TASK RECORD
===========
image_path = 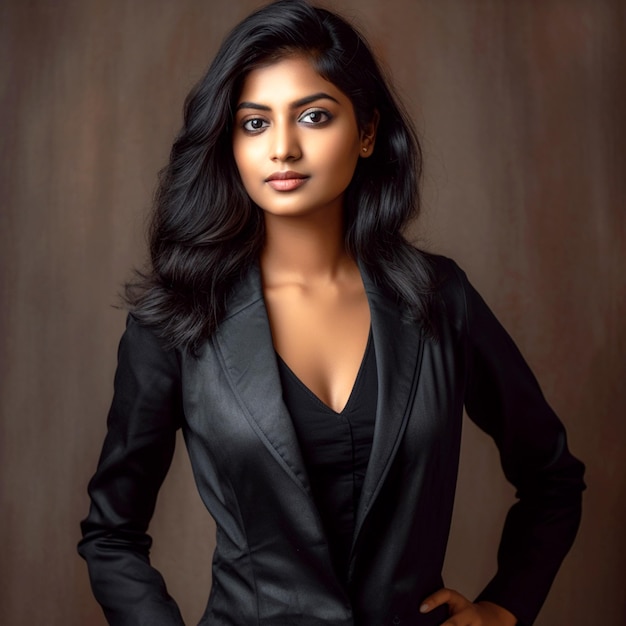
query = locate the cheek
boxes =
[232,142,257,189]
[325,137,361,184]
[232,140,247,175]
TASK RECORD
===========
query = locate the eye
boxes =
[299,109,332,125]
[242,117,269,133]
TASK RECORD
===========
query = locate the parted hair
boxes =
[125,0,435,352]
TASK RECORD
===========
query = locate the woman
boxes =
[78,1,585,624]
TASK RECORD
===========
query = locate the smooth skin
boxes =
[232,55,517,625]
[233,55,375,413]
[421,588,517,625]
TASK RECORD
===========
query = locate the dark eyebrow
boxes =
[236,92,340,112]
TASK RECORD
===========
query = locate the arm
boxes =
[453,263,585,625]
[78,315,185,625]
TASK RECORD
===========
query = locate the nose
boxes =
[270,118,301,162]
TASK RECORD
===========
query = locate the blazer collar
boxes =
[214,264,311,495]
[214,263,425,536]
[353,268,425,547]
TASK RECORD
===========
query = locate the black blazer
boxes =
[78,255,585,626]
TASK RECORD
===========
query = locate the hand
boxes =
[420,588,517,625]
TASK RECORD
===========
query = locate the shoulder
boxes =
[421,251,467,289]
[116,313,182,378]
[419,251,472,331]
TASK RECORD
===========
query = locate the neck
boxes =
[260,208,353,287]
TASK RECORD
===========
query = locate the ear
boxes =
[359,109,379,158]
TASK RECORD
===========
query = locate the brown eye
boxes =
[242,118,269,132]
[299,109,331,125]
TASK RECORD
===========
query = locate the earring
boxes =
[362,147,368,152]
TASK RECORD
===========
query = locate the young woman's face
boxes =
[232,56,374,220]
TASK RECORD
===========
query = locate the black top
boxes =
[276,331,378,584]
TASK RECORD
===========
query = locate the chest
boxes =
[263,283,371,413]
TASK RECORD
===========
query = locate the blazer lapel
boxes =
[352,270,425,549]
[213,264,425,546]
[213,264,311,496]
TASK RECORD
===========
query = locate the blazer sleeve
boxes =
[448,261,585,626]
[78,314,185,625]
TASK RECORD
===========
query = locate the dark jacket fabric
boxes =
[78,255,585,626]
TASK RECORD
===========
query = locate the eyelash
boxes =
[240,108,332,133]
[300,109,332,125]
[242,118,269,132]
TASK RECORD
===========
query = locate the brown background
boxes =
[1,0,624,624]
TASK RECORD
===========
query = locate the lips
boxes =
[265,171,310,191]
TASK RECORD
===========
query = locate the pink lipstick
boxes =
[265,171,309,191]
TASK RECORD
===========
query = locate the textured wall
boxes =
[1,1,624,624]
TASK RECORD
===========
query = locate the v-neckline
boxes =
[275,328,373,415]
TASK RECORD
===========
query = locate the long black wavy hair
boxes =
[125,0,435,351]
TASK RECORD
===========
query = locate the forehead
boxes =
[237,56,348,106]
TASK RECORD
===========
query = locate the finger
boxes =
[420,587,471,614]
[440,606,479,626]
[420,587,452,613]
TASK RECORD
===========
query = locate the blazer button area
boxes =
[392,616,401,625]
